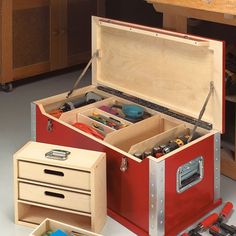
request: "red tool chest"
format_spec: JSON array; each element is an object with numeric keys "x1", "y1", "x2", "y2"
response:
[{"x1": 31, "y1": 17, "x2": 225, "y2": 235}]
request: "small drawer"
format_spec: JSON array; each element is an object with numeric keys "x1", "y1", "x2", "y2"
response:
[
  {"x1": 19, "y1": 182, "x2": 91, "y2": 213},
  {"x1": 30, "y1": 218, "x2": 102, "y2": 236},
  {"x1": 18, "y1": 161, "x2": 90, "y2": 190}
]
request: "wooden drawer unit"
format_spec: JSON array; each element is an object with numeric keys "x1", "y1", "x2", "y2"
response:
[{"x1": 14, "y1": 141, "x2": 106, "y2": 233}]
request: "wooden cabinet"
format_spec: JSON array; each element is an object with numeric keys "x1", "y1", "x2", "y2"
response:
[
  {"x1": 221, "y1": 96, "x2": 236, "y2": 179},
  {"x1": 14, "y1": 141, "x2": 106, "y2": 233},
  {"x1": 0, "y1": 0, "x2": 105, "y2": 91}
]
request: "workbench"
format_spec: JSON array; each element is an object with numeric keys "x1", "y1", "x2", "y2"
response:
[
  {"x1": 146, "y1": 1, "x2": 236, "y2": 33},
  {"x1": 147, "y1": 0, "x2": 236, "y2": 180}
]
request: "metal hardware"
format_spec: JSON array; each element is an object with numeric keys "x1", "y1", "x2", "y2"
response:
[
  {"x1": 214, "y1": 133, "x2": 221, "y2": 200},
  {"x1": 188, "y1": 81, "x2": 214, "y2": 143},
  {"x1": 97, "y1": 86, "x2": 213, "y2": 130},
  {"x1": 67, "y1": 50, "x2": 100, "y2": 98},
  {"x1": 31, "y1": 103, "x2": 36, "y2": 141},
  {"x1": 149, "y1": 159, "x2": 165, "y2": 235},
  {"x1": 177, "y1": 156, "x2": 204, "y2": 193},
  {"x1": 47, "y1": 119, "x2": 53, "y2": 132},
  {"x1": 120, "y1": 157, "x2": 128, "y2": 172},
  {"x1": 45, "y1": 149, "x2": 71, "y2": 160}
]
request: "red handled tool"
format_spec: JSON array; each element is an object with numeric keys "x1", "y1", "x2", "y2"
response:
[
  {"x1": 73, "y1": 122, "x2": 105, "y2": 140},
  {"x1": 210, "y1": 202, "x2": 234, "y2": 236},
  {"x1": 218, "y1": 202, "x2": 233, "y2": 224},
  {"x1": 182, "y1": 213, "x2": 219, "y2": 236}
]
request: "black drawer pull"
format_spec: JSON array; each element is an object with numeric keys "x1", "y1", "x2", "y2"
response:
[
  {"x1": 44, "y1": 191, "x2": 65, "y2": 199},
  {"x1": 44, "y1": 169, "x2": 64, "y2": 176}
]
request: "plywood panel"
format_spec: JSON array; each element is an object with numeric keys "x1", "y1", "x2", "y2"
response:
[{"x1": 92, "y1": 18, "x2": 224, "y2": 132}]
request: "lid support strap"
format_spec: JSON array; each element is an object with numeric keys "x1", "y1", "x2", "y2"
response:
[
  {"x1": 66, "y1": 50, "x2": 100, "y2": 98},
  {"x1": 188, "y1": 81, "x2": 214, "y2": 143}
]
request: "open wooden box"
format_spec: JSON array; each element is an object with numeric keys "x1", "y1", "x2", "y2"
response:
[
  {"x1": 31, "y1": 17, "x2": 224, "y2": 235},
  {"x1": 30, "y1": 218, "x2": 102, "y2": 236}
]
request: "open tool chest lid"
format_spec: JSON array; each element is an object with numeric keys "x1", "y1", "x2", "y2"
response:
[{"x1": 91, "y1": 17, "x2": 225, "y2": 133}]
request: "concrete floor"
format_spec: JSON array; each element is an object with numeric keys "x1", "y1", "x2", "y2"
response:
[{"x1": 0, "y1": 71, "x2": 235, "y2": 235}]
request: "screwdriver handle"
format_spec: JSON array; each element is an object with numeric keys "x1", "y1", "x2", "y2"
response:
[
  {"x1": 201, "y1": 213, "x2": 219, "y2": 228},
  {"x1": 181, "y1": 233, "x2": 189, "y2": 236},
  {"x1": 220, "y1": 202, "x2": 233, "y2": 218}
]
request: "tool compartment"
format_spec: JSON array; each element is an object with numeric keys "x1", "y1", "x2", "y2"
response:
[{"x1": 32, "y1": 17, "x2": 224, "y2": 235}]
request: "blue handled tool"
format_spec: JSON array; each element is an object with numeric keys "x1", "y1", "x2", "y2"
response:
[{"x1": 112, "y1": 104, "x2": 144, "y2": 121}]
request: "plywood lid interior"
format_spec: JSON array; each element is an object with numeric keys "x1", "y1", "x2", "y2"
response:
[{"x1": 92, "y1": 18, "x2": 224, "y2": 132}]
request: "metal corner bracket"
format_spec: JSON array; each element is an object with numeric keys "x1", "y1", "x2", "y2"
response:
[
  {"x1": 214, "y1": 132, "x2": 221, "y2": 200},
  {"x1": 149, "y1": 159, "x2": 165, "y2": 236},
  {"x1": 31, "y1": 102, "x2": 36, "y2": 141}
]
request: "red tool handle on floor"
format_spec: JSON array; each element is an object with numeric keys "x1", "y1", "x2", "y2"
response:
[
  {"x1": 181, "y1": 213, "x2": 219, "y2": 236},
  {"x1": 201, "y1": 213, "x2": 219, "y2": 228},
  {"x1": 220, "y1": 202, "x2": 233, "y2": 219}
]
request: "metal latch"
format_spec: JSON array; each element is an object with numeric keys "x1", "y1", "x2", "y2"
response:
[
  {"x1": 120, "y1": 157, "x2": 128, "y2": 172},
  {"x1": 45, "y1": 149, "x2": 71, "y2": 161},
  {"x1": 177, "y1": 156, "x2": 204, "y2": 193},
  {"x1": 47, "y1": 119, "x2": 53, "y2": 132}
]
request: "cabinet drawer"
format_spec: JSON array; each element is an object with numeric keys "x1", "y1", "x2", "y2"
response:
[
  {"x1": 18, "y1": 161, "x2": 90, "y2": 190},
  {"x1": 19, "y1": 182, "x2": 91, "y2": 213}
]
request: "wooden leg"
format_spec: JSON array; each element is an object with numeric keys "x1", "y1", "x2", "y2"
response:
[{"x1": 163, "y1": 13, "x2": 188, "y2": 33}]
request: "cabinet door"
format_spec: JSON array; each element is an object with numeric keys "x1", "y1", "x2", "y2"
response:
[
  {"x1": 13, "y1": 0, "x2": 50, "y2": 80},
  {"x1": 50, "y1": 0, "x2": 68, "y2": 70},
  {"x1": 67, "y1": 0, "x2": 100, "y2": 66}
]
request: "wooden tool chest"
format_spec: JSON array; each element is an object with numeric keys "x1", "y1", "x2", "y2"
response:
[
  {"x1": 31, "y1": 17, "x2": 225, "y2": 235},
  {"x1": 14, "y1": 141, "x2": 106, "y2": 233}
]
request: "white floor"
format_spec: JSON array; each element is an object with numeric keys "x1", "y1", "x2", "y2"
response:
[{"x1": 0, "y1": 71, "x2": 235, "y2": 235}]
